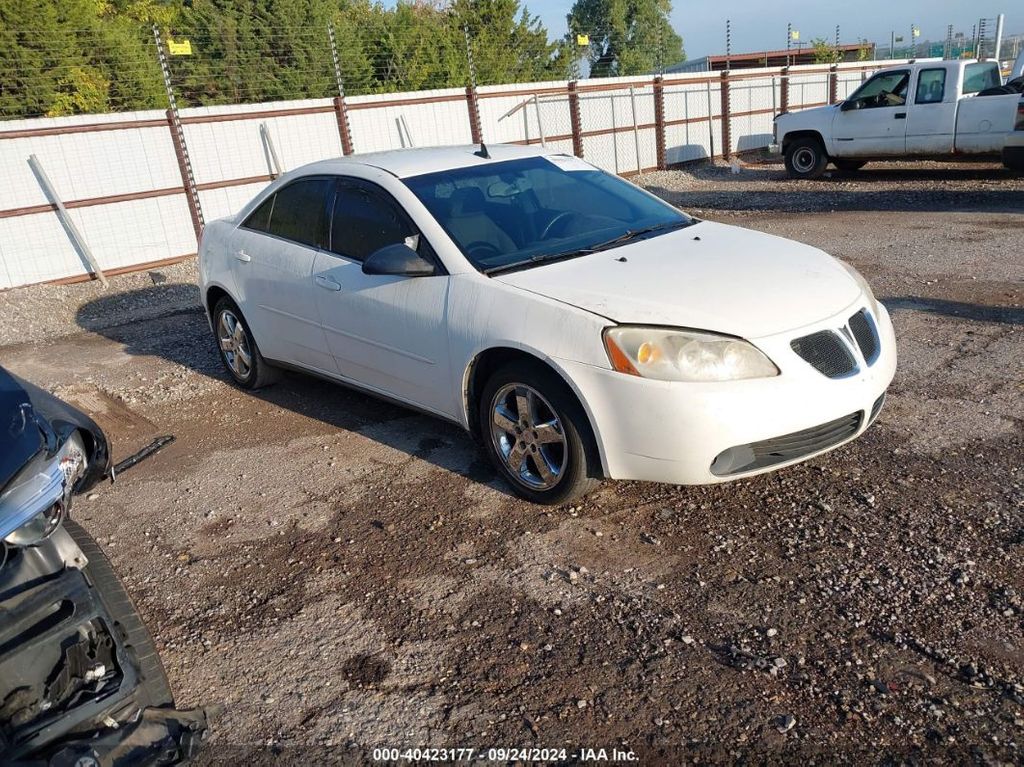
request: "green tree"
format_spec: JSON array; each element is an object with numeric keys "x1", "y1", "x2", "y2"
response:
[
  {"x1": 567, "y1": 0, "x2": 684, "y2": 78},
  {"x1": 811, "y1": 37, "x2": 840, "y2": 64}
]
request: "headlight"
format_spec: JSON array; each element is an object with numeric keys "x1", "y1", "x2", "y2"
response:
[
  {"x1": 603, "y1": 327, "x2": 779, "y2": 382},
  {"x1": 840, "y1": 261, "x2": 879, "y2": 315},
  {"x1": 0, "y1": 433, "x2": 87, "y2": 547}
]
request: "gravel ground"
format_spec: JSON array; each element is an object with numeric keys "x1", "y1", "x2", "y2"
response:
[{"x1": 1, "y1": 160, "x2": 1021, "y2": 763}]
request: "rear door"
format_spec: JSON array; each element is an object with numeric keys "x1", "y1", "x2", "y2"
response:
[
  {"x1": 905, "y1": 65, "x2": 957, "y2": 154},
  {"x1": 832, "y1": 69, "x2": 911, "y2": 156},
  {"x1": 311, "y1": 178, "x2": 455, "y2": 417},
  {"x1": 230, "y1": 177, "x2": 336, "y2": 374}
]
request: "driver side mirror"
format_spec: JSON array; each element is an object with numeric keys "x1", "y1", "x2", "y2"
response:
[
  {"x1": 840, "y1": 99, "x2": 862, "y2": 112},
  {"x1": 362, "y1": 243, "x2": 436, "y2": 277}
]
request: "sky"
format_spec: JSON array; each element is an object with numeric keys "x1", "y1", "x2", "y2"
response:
[{"x1": 527, "y1": 1, "x2": 1015, "y2": 61}]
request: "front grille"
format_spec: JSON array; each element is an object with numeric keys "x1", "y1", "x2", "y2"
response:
[
  {"x1": 849, "y1": 309, "x2": 880, "y2": 364},
  {"x1": 791, "y1": 330, "x2": 857, "y2": 378},
  {"x1": 711, "y1": 411, "x2": 863, "y2": 476}
]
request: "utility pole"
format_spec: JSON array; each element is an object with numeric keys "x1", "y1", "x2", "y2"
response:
[{"x1": 890, "y1": 30, "x2": 895, "y2": 59}]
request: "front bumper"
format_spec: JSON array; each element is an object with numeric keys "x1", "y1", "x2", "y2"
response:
[
  {"x1": 0, "y1": 528, "x2": 208, "y2": 765},
  {"x1": 563, "y1": 300, "x2": 897, "y2": 485}
]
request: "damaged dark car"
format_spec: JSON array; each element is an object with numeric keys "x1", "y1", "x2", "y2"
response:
[{"x1": 0, "y1": 367, "x2": 212, "y2": 765}]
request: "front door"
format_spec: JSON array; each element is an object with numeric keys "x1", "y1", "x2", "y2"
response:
[
  {"x1": 229, "y1": 176, "x2": 335, "y2": 374},
  {"x1": 833, "y1": 69, "x2": 911, "y2": 156},
  {"x1": 311, "y1": 179, "x2": 454, "y2": 417}
]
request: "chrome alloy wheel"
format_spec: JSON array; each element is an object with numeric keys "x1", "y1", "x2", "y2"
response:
[
  {"x1": 490, "y1": 383, "x2": 568, "y2": 490},
  {"x1": 791, "y1": 146, "x2": 817, "y2": 174},
  {"x1": 217, "y1": 309, "x2": 252, "y2": 380}
]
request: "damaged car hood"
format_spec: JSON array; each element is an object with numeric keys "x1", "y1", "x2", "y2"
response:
[
  {"x1": 0, "y1": 368, "x2": 46, "y2": 492},
  {"x1": 494, "y1": 220, "x2": 861, "y2": 338}
]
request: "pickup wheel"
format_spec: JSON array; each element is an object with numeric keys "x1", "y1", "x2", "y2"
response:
[
  {"x1": 833, "y1": 159, "x2": 867, "y2": 172},
  {"x1": 784, "y1": 137, "x2": 828, "y2": 179}
]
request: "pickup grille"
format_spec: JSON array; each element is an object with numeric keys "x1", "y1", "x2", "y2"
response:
[{"x1": 790, "y1": 330, "x2": 857, "y2": 378}]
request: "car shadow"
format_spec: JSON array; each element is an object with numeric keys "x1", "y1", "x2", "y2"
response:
[
  {"x1": 75, "y1": 287, "x2": 509, "y2": 497},
  {"x1": 885, "y1": 296, "x2": 1024, "y2": 325}
]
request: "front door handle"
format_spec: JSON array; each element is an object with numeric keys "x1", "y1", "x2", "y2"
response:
[
  {"x1": 234, "y1": 250, "x2": 251, "y2": 263},
  {"x1": 315, "y1": 274, "x2": 342, "y2": 292},
  {"x1": 894, "y1": 112, "x2": 906, "y2": 119}
]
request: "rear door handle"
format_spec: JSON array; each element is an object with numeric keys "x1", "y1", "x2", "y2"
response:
[
  {"x1": 234, "y1": 250, "x2": 251, "y2": 263},
  {"x1": 315, "y1": 274, "x2": 342, "y2": 292},
  {"x1": 894, "y1": 112, "x2": 906, "y2": 119}
]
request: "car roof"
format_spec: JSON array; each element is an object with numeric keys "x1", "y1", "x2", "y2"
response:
[{"x1": 294, "y1": 143, "x2": 556, "y2": 179}]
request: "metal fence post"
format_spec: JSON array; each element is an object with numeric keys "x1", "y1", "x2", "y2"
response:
[
  {"x1": 568, "y1": 81, "x2": 584, "y2": 158},
  {"x1": 153, "y1": 25, "x2": 203, "y2": 242},
  {"x1": 828, "y1": 64, "x2": 838, "y2": 104},
  {"x1": 780, "y1": 66, "x2": 790, "y2": 113},
  {"x1": 719, "y1": 70, "x2": 731, "y2": 161},
  {"x1": 464, "y1": 26, "x2": 483, "y2": 144},
  {"x1": 653, "y1": 76, "x2": 666, "y2": 170},
  {"x1": 328, "y1": 22, "x2": 355, "y2": 155}
]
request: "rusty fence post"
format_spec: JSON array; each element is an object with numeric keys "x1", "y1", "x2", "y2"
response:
[
  {"x1": 166, "y1": 109, "x2": 203, "y2": 241},
  {"x1": 719, "y1": 70, "x2": 731, "y2": 161},
  {"x1": 568, "y1": 81, "x2": 584, "y2": 158},
  {"x1": 780, "y1": 66, "x2": 790, "y2": 113},
  {"x1": 653, "y1": 76, "x2": 666, "y2": 170},
  {"x1": 333, "y1": 96, "x2": 355, "y2": 156},
  {"x1": 465, "y1": 85, "x2": 483, "y2": 145},
  {"x1": 828, "y1": 64, "x2": 838, "y2": 104}
]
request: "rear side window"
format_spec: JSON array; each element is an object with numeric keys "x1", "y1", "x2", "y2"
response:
[
  {"x1": 254, "y1": 178, "x2": 331, "y2": 247},
  {"x1": 915, "y1": 69, "x2": 946, "y2": 104},
  {"x1": 329, "y1": 184, "x2": 415, "y2": 261},
  {"x1": 243, "y1": 195, "x2": 274, "y2": 232},
  {"x1": 963, "y1": 62, "x2": 1001, "y2": 94}
]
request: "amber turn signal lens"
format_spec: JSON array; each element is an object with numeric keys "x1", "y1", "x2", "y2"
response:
[{"x1": 604, "y1": 333, "x2": 640, "y2": 376}]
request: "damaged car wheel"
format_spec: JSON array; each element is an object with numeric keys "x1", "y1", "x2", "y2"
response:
[{"x1": 213, "y1": 297, "x2": 279, "y2": 389}]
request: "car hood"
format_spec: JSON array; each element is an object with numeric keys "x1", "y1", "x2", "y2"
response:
[
  {"x1": 494, "y1": 220, "x2": 862, "y2": 338},
  {"x1": 0, "y1": 367, "x2": 110, "y2": 497}
]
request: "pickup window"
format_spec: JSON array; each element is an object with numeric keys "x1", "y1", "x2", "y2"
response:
[
  {"x1": 848, "y1": 70, "x2": 910, "y2": 108},
  {"x1": 963, "y1": 62, "x2": 1001, "y2": 94},
  {"x1": 915, "y1": 69, "x2": 947, "y2": 104}
]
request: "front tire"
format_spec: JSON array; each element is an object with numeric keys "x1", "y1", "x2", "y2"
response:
[
  {"x1": 833, "y1": 159, "x2": 867, "y2": 172},
  {"x1": 784, "y1": 137, "x2": 828, "y2": 179},
  {"x1": 213, "y1": 297, "x2": 279, "y2": 389},
  {"x1": 479, "y1": 361, "x2": 598, "y2": 505}
]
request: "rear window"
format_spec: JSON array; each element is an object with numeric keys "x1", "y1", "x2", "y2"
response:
[
  {"x1": 246, "y1": 178, "x2": 331, "y2": 248},
  {"x1": 963, "y1": 62, "x2": 1001, "y2": 94}
]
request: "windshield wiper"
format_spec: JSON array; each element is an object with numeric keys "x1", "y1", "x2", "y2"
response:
[{"x1": 483, "y1": 219, "x2": 694, "y2": 276}]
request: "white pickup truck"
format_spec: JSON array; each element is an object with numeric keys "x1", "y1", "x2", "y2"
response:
[{"x1": 772, "y1": 57, "x2": 1024, "y2": 178}]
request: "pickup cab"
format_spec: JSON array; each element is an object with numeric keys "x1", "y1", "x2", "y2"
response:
[{"x1": 772, "y1": 58, "x2": 1023, "y2": 178}]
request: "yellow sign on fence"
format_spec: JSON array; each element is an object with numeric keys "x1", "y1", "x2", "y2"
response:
[
  {"x1": 168, "y1": 39, "x2": 193, "y2": 56},
  {"x1": 576, "y1": 34, "x2": 590, "y2": 46}
]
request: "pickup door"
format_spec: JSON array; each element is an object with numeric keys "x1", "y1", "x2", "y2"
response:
[
  {"x1": 832, "y1": 69, "x2": 910, "y2": 156},
  {"x1": 905, "y1": 65, "x2": 957, "y2": 154}
]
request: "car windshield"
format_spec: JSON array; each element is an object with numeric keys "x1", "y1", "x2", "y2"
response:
[{"x1": 403, "y1": 155, "x2": 692, "y2": 274}]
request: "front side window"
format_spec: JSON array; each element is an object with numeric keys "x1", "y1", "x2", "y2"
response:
[
  {"x1": 403, "y1": 155, "x2": 691, "y2": 274},
  {"x1": 263, "y1": 177, "x2": 331, "y2": 247},
  {"x1": 848, "y1": 70, "x2": 910, "y2": 108},
  {"x1": 915, "y1": 69, "x2": 947, "y2": 104},
  {"x1": 329, "y1": 183, "x2": 416, "y2": 262},
  {"x1": 963, "y1": 62, "x2": 1001, "y2": 94}
]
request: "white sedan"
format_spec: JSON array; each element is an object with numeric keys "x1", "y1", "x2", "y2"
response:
[{"x1": 198, "y1": 144, "x2": 896, "y2": 504}]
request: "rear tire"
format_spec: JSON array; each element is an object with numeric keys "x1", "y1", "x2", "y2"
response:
[
  {"x1": 213, "y1": 296, "x2": 279, "y2": 389},
  {"x1": 833, "y1": 159, "x2": 867, "y2": 172},
  {"x1": 65, "y1": 519, "x2": 174, "y2": 710},
  {"x1": 479, "y1": 361, "x2": 599, "y2": 505},
  {"x1": 784, "y1": 137, "x2": 828, "y2": 179}
]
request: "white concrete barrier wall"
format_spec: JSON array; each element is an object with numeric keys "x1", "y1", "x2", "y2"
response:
[{"x1": 0, "y1": 60, "x2": 910, "y2": 289}]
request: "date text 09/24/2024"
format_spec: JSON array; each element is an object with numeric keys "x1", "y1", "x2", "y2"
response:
[{"x1": 371, "y1": 747, "x2": 639, "y2": 762}]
